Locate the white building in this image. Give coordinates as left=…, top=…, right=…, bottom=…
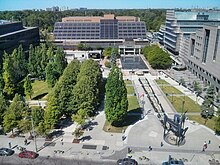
left=64, top=50, right=101, bottom=63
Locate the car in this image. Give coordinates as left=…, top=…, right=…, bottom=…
left=117, top=158, right=138, bottom=165
left=18, top=150, right=38, bottom=159
left=0, top=148, right=14, bottom=156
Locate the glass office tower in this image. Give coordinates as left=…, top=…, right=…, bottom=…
left=158, top=10, right=220, bottom=55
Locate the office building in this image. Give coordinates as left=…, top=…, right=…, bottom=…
left=180, top=24, right=220, bottom=92
left=53, top=14, right=147, bottom=41
left=0, top=21, right=40, bottom=56
left=158, top=10, right=220, bottom=55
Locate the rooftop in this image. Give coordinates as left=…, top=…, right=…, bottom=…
left=62, top=14, right=140, bottom=22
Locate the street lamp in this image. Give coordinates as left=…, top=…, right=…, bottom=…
left=31, top=116, right=37, bottom=152
left=181, top=95, right=186, bottom=114
left=27, top=116, right=37, bottom=152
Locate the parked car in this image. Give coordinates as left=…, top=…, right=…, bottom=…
left=117, top=158, right=138, bottom=165
left=18, top=150, right=38, bottom=159
left=0, top=148, right=14, bottom=156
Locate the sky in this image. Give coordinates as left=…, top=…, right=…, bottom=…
left=0, top=0, right=220, bottom=11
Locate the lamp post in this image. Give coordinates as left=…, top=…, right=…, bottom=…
left=181, top=95, right=186, bottom=114
left=28, top=116, right=37, bottom=152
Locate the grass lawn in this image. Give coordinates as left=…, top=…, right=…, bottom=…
left=31, top=80, right=50, bottom=100
left=103, top=115, right=141, bottom=133
left=167, top=96, right=201, bottom=113
left=126, top=86, right=135, bottom=95
left=124, top=80, right=132, bottom=85
left=155, top=79, right=169, bottom=85
left=187, top=115, right=216, bottom=131
left=128, top=96, right=140, bottom=112
left=160, top=85, right=182, bottom=95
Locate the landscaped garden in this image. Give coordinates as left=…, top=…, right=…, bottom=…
left=155, top=78, right=218, bottom=131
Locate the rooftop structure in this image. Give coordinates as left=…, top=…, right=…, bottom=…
left=158, top=10, right=220, bottom=55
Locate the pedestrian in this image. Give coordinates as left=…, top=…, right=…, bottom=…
left=161, top=142, right=163, bottom=147
left=24, top=138, right=27, bottom=145
left=203, top=141, right=207, bottom=151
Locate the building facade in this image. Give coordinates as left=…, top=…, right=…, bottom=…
left=0, top=21, right=40, bottom=56
left=53, top=14, right=147, bottom=40
left=180, top=25, right=220, bottom=92
left=158, top=10, right=220, bottom=55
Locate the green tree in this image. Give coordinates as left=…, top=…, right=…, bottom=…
left=201, top=85, right=215, bottom=123
left=72, top=59, right=102, bottom=116
left=44, top=60, right=81, bottom=129
left=54, top=47, right=67, bottom=76
left=72, top=109, right=87, bottom=126
left=46, top=62, right=59, bottom=87
left=0, top=93, right=8, bottom=125
left=31, top=107, right=44, bottom=127
left=105, top=66, right=128, bottom=126
left=24, top=76, right=33, bottom=99
left=215, top=107, right=220, bottom=134
left=3, top=94, right=27, bottom=133
left=143, top=45, right=172, bottom=69
left=2, top=52, right=16, bottom=98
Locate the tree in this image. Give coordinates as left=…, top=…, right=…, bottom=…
left=54, top=47, right=67, bottom=76
left=104, top=47, right=112, bottom=58
left=0, top=93, right=8, bottom=125
left=143, top=45, right=172, bottom=69
left=105, top=66, right=128, bottom=126
left=201, top=85, right=215, bottom=123
left=2, top=52, right=16, bottom=99
left=31, top=107, right=44, bottom=127
left=3, top=94, right=27, bottom=133
left=72, top=109, right=87, bottom=126
left=44, top=60, right=81, bottom=129
left=24, top=76, right=33, bottom=99
left=46, top=62, right=59, bottom=87
left=72, top=59, right=102, bottom=116
left=215, top=107, right=220, bottom=134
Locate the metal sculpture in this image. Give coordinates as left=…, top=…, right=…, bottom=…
left=163, top=111, right=188, bottom=145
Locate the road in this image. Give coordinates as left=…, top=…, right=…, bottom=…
left=0, top=154, right=116, bottom=165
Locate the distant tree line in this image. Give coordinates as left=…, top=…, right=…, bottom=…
left=143, top=45, right=173, bottom=69
left=0, top=9, right=165, bottom=32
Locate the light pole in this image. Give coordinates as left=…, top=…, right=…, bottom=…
left=28, top=116, right=37, bottom=152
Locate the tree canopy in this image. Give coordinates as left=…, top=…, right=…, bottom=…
left=143, top=45, right=172, bottom=69
left=105, top=66, right=128, bottom=126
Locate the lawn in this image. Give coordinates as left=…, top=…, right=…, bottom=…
left=103, top=115, right=141, bottom=133
left=187, top=115, right=216, bottom=131
left=124, top=80, right=132, bottom=85
left=167, top=96, right=201, bottom=113
left=155, top=79, right=182, bottom=94
left=128, top=96, right=140, bottom=112
left=31, top=80, right=50, bottom=100
left=155, top=79, right=169, bottom=85
left=126, top=86, right=135, bottom=95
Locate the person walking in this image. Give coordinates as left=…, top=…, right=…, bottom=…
left=203, top=141, right=207, bottom=151
left=24, top=138, right=27, bottom=145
